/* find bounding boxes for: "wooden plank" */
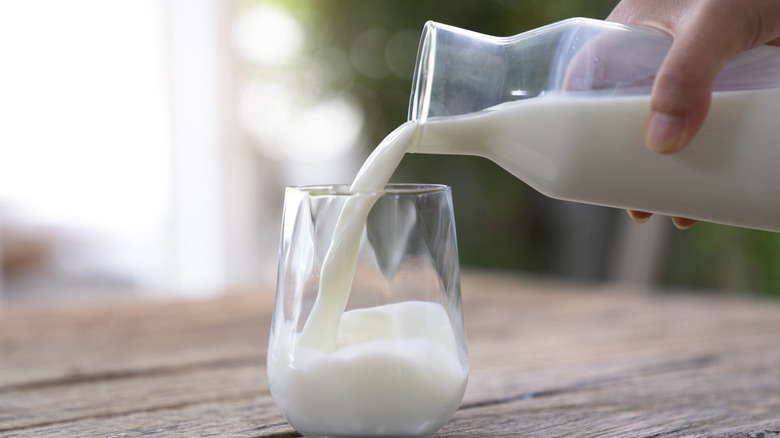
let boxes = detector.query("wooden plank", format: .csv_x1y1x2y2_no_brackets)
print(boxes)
444,346,780,437
1,397,293,438
1,272,780,437
0,293,282,436
0,363,266,431
452,273,780,436
0,293,274,388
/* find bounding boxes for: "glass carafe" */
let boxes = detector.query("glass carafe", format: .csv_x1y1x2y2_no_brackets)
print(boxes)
408,18,780,232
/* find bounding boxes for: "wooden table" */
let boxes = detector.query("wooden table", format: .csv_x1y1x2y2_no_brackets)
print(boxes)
1,271,779,437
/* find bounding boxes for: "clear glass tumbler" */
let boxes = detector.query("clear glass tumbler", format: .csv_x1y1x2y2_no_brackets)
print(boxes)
268,184,468,438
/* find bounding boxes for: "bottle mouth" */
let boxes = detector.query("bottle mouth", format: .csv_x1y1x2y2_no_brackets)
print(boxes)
407,22,507,123
409,21,437,123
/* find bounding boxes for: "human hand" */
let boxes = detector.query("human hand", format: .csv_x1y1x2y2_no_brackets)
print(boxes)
607,0,780,229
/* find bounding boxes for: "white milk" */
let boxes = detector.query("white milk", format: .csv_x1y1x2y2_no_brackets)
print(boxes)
412,89,780,232
268,301,467,438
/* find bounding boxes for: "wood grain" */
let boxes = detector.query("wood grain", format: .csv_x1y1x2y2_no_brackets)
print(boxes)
1,272,779,437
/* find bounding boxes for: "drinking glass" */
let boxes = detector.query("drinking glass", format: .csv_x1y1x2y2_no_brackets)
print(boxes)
268,184,468,438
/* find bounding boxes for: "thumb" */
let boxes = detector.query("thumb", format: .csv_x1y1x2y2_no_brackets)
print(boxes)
644,4,758,154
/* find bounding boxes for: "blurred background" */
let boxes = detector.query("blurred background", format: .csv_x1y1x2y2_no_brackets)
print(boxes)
1,0,779,304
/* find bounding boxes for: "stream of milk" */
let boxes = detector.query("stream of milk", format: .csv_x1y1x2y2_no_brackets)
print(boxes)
296,121,419,352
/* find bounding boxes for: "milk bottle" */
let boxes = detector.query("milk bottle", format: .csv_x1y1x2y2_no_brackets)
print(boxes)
410,18,780,232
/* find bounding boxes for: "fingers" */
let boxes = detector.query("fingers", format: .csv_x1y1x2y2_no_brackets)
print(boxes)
608,0,780,229
644,99,710,154
609,0,780,154
643,2,750,153
671,217,698,230
627,210,652,223
627,210,698,230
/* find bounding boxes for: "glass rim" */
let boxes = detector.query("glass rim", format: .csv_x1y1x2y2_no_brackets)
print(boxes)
286,183,450,196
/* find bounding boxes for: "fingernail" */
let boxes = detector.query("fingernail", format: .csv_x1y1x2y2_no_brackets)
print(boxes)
645,111,685,153
627,210,652,223
672,217,698,230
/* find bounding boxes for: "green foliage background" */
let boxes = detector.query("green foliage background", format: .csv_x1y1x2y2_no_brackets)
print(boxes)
249,0,780,297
